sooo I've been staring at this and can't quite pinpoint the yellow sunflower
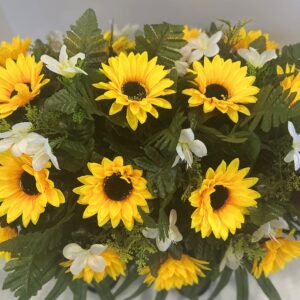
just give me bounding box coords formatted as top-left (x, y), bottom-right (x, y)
top-left (140, 254), bottom-right (210, 291)
top-left (103, 31), bottom-right (135, 54)
top-left (0, 54), bottom-right (49, 119)
top-left (189, 158), bottom-right (260, 240)
top-left (0, 152), bottom-right (65, 227)
top-left (183, 55), bottom-right (260, 123)
top-left (252, 230), bottom-right (300, 278)
top-left (277, 64), bottom-right (300, 107)
top-left (232, 27), bottom-right (278, 52)
top-left (93, 52), bottom-right (175, 130)
top-left (183, 25), bottom-right (201, 41)
top-left (73, 156), bottom-right (153, 231)
top-left (0, 226), bottom-right (17, 261)
top-left (0, 36), bottom-right (31, 66)
top-left (61, 247), bottom-right (126, 284)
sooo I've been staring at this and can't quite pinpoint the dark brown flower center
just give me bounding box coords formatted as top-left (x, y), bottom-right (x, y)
top-left (20, 172), bottom-right (39, 195)
top-left (122, 81), bottom-right (147, 100)
top-left (104, 173), bottom-right (133, 201)
top-left (205, 84), bottom-right (228, 100)
top-left (210, 185), bottom-right (229, 210)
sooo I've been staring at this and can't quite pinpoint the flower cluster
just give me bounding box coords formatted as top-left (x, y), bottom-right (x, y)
top-left (0, 10), bottom-right (300, 300)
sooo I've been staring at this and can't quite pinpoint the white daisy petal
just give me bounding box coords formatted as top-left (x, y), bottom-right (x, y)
top-left (156, 237), bottom-right (172, 252)
top-left (0, 139), bottom-right (14, 152)
top-left (90, 244), bottom-right (108, 255)
top-left (87, 255), bottom-right (106, 273)
top-left (70, 254), bottom-right (88, 275)
top-left (189, 139), bottom-right (208, 158)
top-left (142, 228), bottom-right (158, 239)
top-left (63, 243), bottom-right (85, 260)
top-left (179, 129), bottom-right (194, 143)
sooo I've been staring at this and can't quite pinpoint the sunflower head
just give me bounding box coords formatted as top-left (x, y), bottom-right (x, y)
top-left (0, 226), bottom-right (17, 261)
top-left (183, 55), bottom-right (260, 123)
top-left (252, 230), bottom-right (300, 278)
top-left (73, 156), bottom-right (153, 231)
top-left (183, 25), bottom-right (201, 41)
top-left (61, 247), bottom-right (126, 283)
top-left (232, 27), bottom-right (279, 52)
top-left (189, 158), bottom-right (260, 240)
top-left (0, 54), bottom-right (49, 119)
top-left (0, 36), bottom-right (31, 66)
top-left (140, 254), bottom-right (210, 291)
top-left (93, 52), bottom-right (175, 130)
top-left (0, 152), bottom-right (65, 227)
top-left (277, 64), bottom-right (300, 107)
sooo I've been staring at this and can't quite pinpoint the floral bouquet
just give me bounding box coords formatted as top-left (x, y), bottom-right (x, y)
top-left (1, 8), bottom-right (300, 300)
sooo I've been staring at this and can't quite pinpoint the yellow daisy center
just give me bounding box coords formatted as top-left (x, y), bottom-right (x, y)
top-left (103, 173), bottom-right (133, 201)
top-left (210, 185), bottom-right (229, 210)
top-left (121, 81), bottom-right (147, 100)
top-left (20, 171), bottom-right (39, 195)
top-left (205, 84), bottom-right (228, 100)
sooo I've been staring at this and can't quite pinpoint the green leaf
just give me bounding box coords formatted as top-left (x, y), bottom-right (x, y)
top-left (45, 269), bottom-right (72, 300)
top-left (280, 43), bottom-right (300, 68)
top-left (136, 23), bottom-right (185, 68)
top-left (138, 207), bottom-right (157, 228)
top-left (44, 89), bottom-right (77, 115)
top-left (113, 267), bottom-right (139, 297)
top-left (69, 280), bottom-right (88, 300)
top-left (145, 110), bottom-right (186, 152)
top-left (3, 253), bottom-right (59, 300)
top-left (179, 278), bottom-right (211, 299)
top-left (255, 276), bottom-right (281, 300)
top-left (93, 279), bottom-right (115, 300)
top-left (64, 9), bottom-right (106, 67)
top-left (124, 283), bottom-right (149, 300)
top-left (155, 290), bottom-right (168, 300)
top-left (208, 268), bottom-right (232, 300)
top-left (133, 146), bottom-right (177, 198)
top-left (235, 268), bottom-right (248, 300)
top-left (250, 202), bottom-right (286, 226)
top-left (240, 85), bottom-right (299, 132)
top-left (0, 212), bottom-right (73, 256)
top-left (249, 36), bottom-right (266, 52)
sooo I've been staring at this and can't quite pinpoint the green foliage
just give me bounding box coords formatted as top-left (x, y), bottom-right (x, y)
top-left (280, 43), bottom-right (300, 68)
top-left (64, 8), bottom-right (106, 67)
top-left (235, 267), bottom-right (249, 300)
top-left (208, 268), bottom-right (232, 300)
top-left (133, 146), bottom-right (177, 198)
top-left (135, 23), bottom-right (185, 68)
top-left (145, 110), bottom-right (186, 152)
top-left (240, 85), bottom-right (299, 132)
top-left (0, 119), bottom-right (11, 132)
top-left (3, 253), bottom-right (59, 300)
top-left (255, 275), bottom-right (282, 300)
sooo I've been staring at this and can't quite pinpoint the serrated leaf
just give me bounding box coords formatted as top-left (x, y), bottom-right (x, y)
top-left (145, 110), bottom-right (186, 152)
top-left (3, 253), bottom-right (59, 300)
top-left (136, 23), bottom-right (185, 68)
top-left (69, 280), bottom-right (88, 300)
top-left (64, 9), bottom-right (106, 67)
top-left (44, 89), bottom-right (77, 114)
top-left (240, 85), bottom-right (299, 132)
top-left (93, 279), bottom-right (114, 300)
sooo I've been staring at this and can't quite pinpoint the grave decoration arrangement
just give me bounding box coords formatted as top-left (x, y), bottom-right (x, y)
top-left (1, 8), bottom-right (300, 300)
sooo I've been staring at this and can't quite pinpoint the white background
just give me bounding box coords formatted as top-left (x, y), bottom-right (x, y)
top-left (0, 0), bottom-right (300, 299)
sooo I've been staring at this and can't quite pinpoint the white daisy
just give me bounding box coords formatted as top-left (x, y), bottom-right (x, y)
top-left (238, 47), bottom-right (277, 68)
top-left (284, 121), bottom-right (300, 171)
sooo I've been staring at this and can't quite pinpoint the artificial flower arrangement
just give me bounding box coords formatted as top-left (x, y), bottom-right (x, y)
top-left (0, 8), bottom-right (300, 300)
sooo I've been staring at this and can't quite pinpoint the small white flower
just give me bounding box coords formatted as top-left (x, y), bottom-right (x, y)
top-left (63, 243), bottom-right (107, 275)
top-left (142, 209), bottom-right (183, 252)
top-left (46, 30), bottom-right (64, 52)
top-left (0, 122), bottom-right (60, 171)
top-left (41, 45), bottom-right (87, 78)
top-left (251, 217), bottom-right (289, 243)
top-left (284, 121), bottom-right (300, 171)
top-left (187, 31), bottom-right (223, 63)
top-left (238, 47), bottom-right (277, 68)
top-left (220, 245), bottom-right (244, 272)
top-left (0, 122), bottom-right (32, 155)
top-left (172, 128), bottom-right (207, 168)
